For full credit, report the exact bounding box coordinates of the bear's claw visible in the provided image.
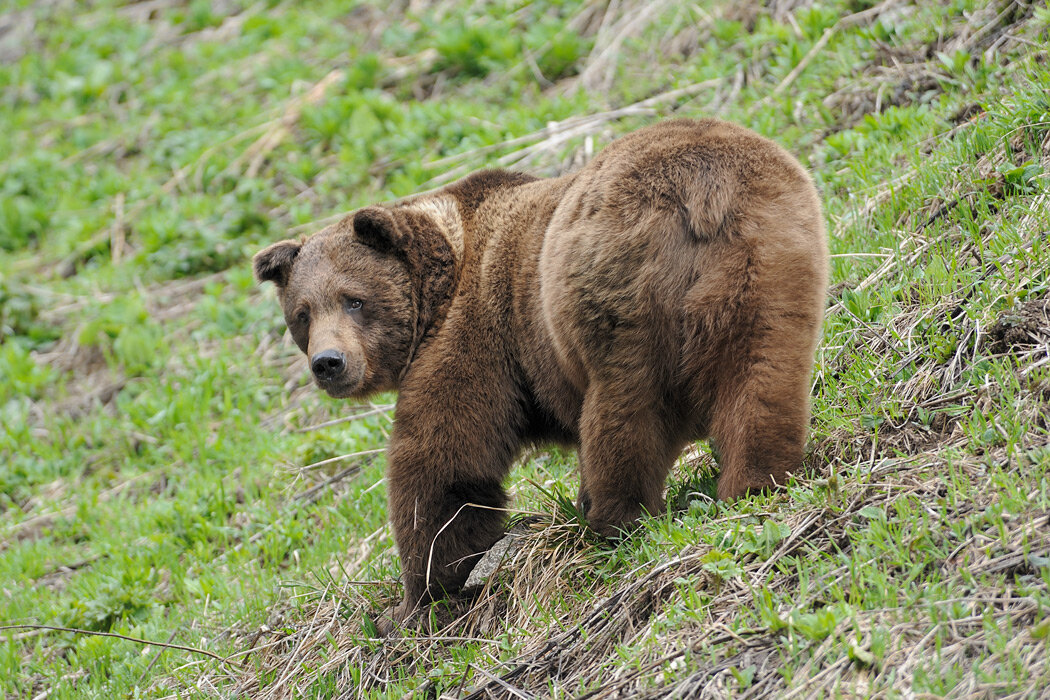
[372,599,418,638]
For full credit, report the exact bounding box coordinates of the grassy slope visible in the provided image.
[1,0,1048,697]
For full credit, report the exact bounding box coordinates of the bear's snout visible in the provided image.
[311,349,346,381]
[307,345,366,397]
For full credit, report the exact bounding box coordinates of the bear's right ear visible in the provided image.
[353,206,409,253]
[253,239,301,287]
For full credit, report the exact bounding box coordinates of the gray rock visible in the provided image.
[463,527,529,590]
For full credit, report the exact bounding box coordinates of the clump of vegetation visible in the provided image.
[1,0,1048,697]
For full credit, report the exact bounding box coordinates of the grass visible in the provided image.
[1,0,1048,697]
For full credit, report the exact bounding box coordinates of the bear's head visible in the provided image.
[253,205,457,398]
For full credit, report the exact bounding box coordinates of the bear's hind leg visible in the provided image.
[577,384,683,538]
[708,339,814,501]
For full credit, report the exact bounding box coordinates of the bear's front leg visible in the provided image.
[376,355,524,635]
[381,461,507,632]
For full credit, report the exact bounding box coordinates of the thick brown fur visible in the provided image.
[253,119,829,633]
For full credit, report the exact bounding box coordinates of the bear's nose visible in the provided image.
[311,349,346,381]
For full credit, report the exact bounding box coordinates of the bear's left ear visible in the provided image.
[253,239,301,287]
[353,206,409,253]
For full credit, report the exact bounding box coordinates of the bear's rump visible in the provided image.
[536,186,706,393]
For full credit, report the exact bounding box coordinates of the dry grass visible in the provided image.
[168,437,1049,699]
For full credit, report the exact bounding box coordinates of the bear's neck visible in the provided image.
[390,198,463,376]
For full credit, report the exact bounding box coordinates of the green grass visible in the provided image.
[2,0,1049,697]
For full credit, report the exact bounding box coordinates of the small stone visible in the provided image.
[463,527,529,590]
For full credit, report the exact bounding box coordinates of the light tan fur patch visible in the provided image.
[407,197,464,260]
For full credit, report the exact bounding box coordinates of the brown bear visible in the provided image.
[254,118,828,632]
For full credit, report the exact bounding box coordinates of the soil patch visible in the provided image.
[984,297,1050,354]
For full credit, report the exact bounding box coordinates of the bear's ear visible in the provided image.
[353,206,409,253]
[253,239,301,287]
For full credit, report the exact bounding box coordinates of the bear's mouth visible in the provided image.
[313,365,365,398]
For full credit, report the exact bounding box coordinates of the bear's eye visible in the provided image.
[344,298,363,313]
[295,309,309,325]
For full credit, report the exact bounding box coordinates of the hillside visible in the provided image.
[1,0,1049,697]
